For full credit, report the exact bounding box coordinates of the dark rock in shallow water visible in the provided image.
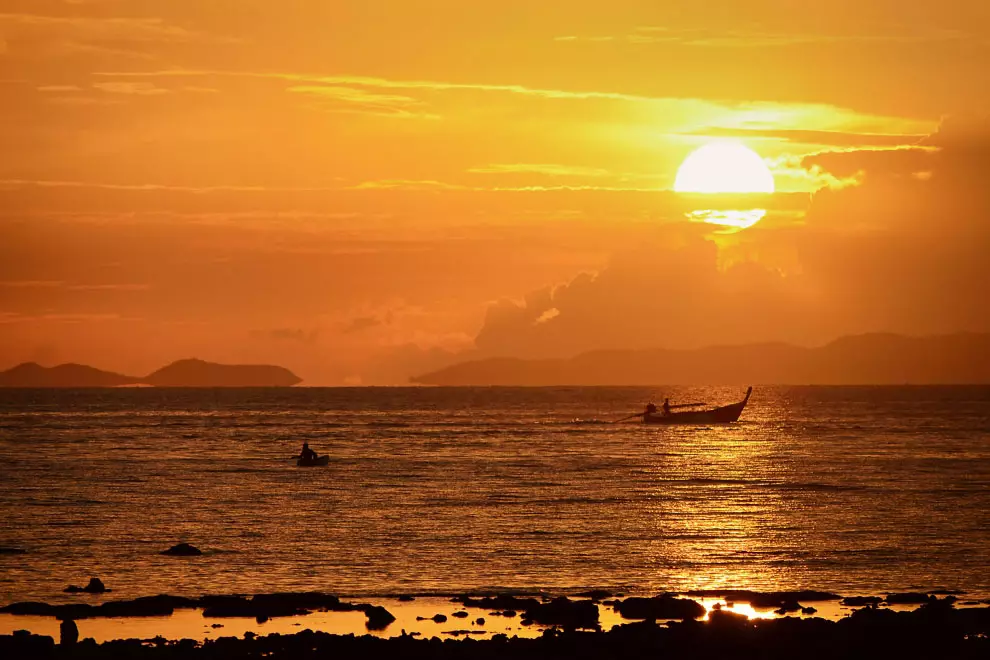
[451,610,468,618]
[454,594,541,611]
[397,595,415,602]
[708,608,751,628]
[885,592,936,605]
[65,577,108,594]
[775,600,803,614]
[475,617,485,626]
[684,589,841,608]
[575,590,613,601]
[362,605,396,630]
[522,597,599,629]
[611,594,705,620]
[432,614,448,623]
[161,543,202,556]
[841,595,883,607]
[202,595,309,619]
[802,606,818,615]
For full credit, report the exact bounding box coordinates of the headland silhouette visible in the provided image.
[413,333,990,386]
[0,358,301,388]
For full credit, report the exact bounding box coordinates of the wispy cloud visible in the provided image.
[349,180,467,191]
[0,13,229,44]
[0,280,149,292]
[468,163,613,177]
[0,179,345,193]
[36,85,84,93]
[287,85,433,118]
[685,127,929,148]
[93,69,656,103]
[93,81,169,95]
[557,26,973,48]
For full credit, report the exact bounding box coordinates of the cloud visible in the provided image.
[686,127,928,148]
[342,316,382,334]
[557,26,972,48]
[93,69,658,103]
[93,81,169,95]
[36,85,84,93]
[287,85,432,118]
[468,163,613,177]
[468,116,990,357]
[254,328,320,344]
[0,13,226,44]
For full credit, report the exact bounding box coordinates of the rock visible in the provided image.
[575,590,613,601]
[685,589,841,608]
[84,578,107,593]
[362,605,396,630]
[454,595,541,611]
[885,593,935,605]
[432,614,448,623]
[64,577,108,594]
[775,600,803,614]
[162,543,203,556]
[522,597,599,629]
[611,594,706,621]
[59,619,78,646]
[841,596,883,607]
[255,615,268,624]
[475,617,485,626]
[708,608,750,628]
[398,595,415,602]
[802,606,818,615]
[452,610,469,618]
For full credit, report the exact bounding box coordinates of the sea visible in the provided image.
[1,386,989,606]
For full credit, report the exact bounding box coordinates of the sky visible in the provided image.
[1,0,988,384]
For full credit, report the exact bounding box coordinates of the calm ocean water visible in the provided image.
[1,386,989,605]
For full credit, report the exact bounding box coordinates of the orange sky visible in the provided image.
[1,1,988,384]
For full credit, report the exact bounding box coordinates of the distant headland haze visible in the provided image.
[0,358,302,388]
[413,333,990,386]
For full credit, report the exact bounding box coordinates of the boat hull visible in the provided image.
[297,456,330,467]
[644,387,752,425]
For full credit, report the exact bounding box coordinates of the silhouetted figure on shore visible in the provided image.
[59,618,78,646]
[299,442,318,462]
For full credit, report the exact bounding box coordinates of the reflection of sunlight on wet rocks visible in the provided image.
[687,208,767,232]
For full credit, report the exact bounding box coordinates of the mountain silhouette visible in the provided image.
[143,359,302,387]
[0,359,302,387]
[412,333,990,386]
[0,362,139,388]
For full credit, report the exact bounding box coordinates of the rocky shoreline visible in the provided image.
[2,589,989,658]
[3,601,989,659]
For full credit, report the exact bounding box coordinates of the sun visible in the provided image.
[674,142,775,194]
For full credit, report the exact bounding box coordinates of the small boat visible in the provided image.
[644,387,753,424]
[296,455,330,467]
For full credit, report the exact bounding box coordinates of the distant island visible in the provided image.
[0,358,302,388]
[412,333,990,386]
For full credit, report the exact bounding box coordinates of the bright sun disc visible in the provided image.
[674,142,775,194]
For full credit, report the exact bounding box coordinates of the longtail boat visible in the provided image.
[644,387,753,424]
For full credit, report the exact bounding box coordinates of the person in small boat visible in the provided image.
[299,442,318,462]
[662,398,671,416]
[644,402,657,417]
